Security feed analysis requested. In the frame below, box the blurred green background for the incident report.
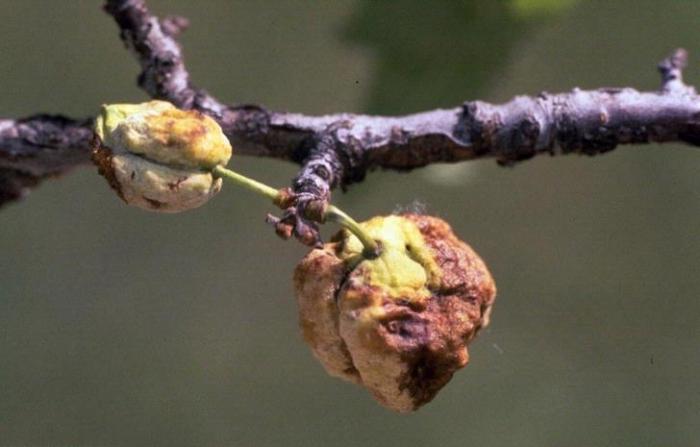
[1,0,699,445]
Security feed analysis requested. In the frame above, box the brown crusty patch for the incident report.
[395,214,495,408]
[91,138,125,202]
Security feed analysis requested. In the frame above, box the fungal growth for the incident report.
[92,100,232,212]
[295,214,496,412]
[92,101,497,413]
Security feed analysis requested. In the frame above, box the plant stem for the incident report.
[212,165,379,258]
[212,165,279,201]
[324,205,379,258]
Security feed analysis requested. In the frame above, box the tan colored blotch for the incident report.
[294,214,496,412]
[92,100,232,213]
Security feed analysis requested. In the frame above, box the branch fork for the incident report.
[0,0,698,249]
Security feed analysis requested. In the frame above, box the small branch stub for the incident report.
[658,48,693,95]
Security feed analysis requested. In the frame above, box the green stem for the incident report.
[212,165,279,201]
[325,205,379,258]
[212,165,379,258]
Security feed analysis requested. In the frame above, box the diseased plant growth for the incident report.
[2,0,699,412]
[92,98,496,411]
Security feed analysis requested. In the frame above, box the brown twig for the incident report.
[0,1,698,235]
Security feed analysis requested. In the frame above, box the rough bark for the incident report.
[0,116,93,206]
[0,0,698,224]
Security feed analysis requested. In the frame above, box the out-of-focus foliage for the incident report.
[344,0,571,114]
[511,0,578,18]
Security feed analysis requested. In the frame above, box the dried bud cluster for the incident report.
[295,214,496,412]
[92,101,232,212]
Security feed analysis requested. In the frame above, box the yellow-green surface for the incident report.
[97,101,232,169]
[95,103,146,145]
[1,1,700,446]
[339,215,441,302]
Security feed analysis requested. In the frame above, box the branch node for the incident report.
[160,16,189,37]
[659,48,693,95]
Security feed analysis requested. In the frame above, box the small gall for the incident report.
[92,100,232,213]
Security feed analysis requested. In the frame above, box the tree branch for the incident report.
[0,115,93,172]
[0,0,698,217]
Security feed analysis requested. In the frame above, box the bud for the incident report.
[294,214,496,412]
[92,100,232,213]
